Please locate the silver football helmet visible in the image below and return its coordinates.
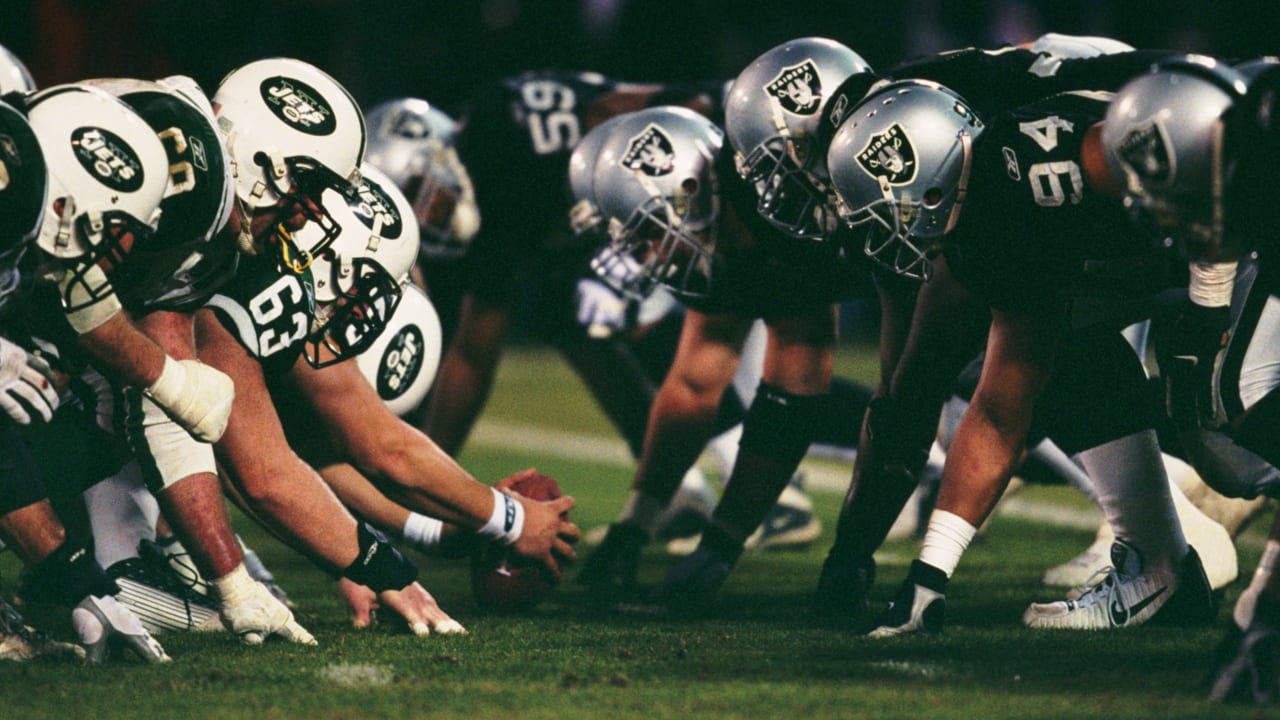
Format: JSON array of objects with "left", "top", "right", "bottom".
[
  {"left": 585, "top": 106, "right": 723, "bottom": 300},
  {"left": 827, "top": 80, "right": 983, "bottom": 280},
  {"left": 0, "top": 44, "right": 36, "bottom": 95},
  {"left": 567, "top": 114, "right": 628, "bottom": 241},
  {"left": 1103, "top": 54, "right": 1249, "bottom": 259},
  {"left": 296, "top": 164, "right": 417, "bottom": 368},
  {"left": 0, "top": 100, "right": 47, "bottom": 304},
  {"left": 213, "top": 58, "right": 365, "bottom": 274},
  {"left": 364, "top": 97, "right": 478, "bottom": 259},
  {"left": 725, "top": 37, "right": 872, "bottom": 241},
  {"left": 26, "top": 84, "right": 169, "bottom": 309}
]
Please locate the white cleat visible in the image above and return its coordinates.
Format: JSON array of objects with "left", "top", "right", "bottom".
[
  {"left": 1042, "top": 522, "right": 1114, "bottom": 589},
  {"left": 1024, "top": 539, "right": 1216, "bottom": 630},
  {"left": 73, "top": 595, "right": 171, "bottom": 664}
]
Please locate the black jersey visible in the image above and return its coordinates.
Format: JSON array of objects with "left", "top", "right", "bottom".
[
  {"left": 683, "top": 150, "right": 871, "bottom": 318},
  {"left": 453, "top": 70, "right": 725, "bottom": 303},
  {"left": 204, "top": 253, "right": 315, "bottom": 377},
  {"left": 819, "top": 47, "right": 1169, "bottom": 149},
  {"left": 944, "top": 92, "right": 1169, "bottom": 324}
]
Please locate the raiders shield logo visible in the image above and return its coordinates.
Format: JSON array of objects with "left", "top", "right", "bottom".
[
  {"left": 260, "top": 77, "right": 337, "bottom": 136},
  {"left": 855, "top": 124, "right": 917, "bottom": 186},
  {"left": 765, "top": 60, "right": 823, "bottom": 116},
  {"left": 1116, "top": 119, "right": 1173, "bottom": 187},
  {"left": 621, "top": 124, "right": 676, "bottom": 177},
  {"left": 71, "top": 127, "right": 145, "bottom": 193}
]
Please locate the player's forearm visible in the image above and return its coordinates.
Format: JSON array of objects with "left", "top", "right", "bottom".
[{"left": 76, "top": 312, "right": 166, "bottom": 387}]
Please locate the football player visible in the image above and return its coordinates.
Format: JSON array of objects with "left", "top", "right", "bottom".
[
  {"left": 0, "top": 92, "right": 170, "bottom": 663},
  {"left": 1102, "top": 56, "right": 1280, "bottom": 704},
  {"left": 723, "top": 36, "right": 1238, "bottom": 625},
  {"left": 825, "top": 75, "right": 1216, "bottom": 635},
  {"left": 570, "top": 102, "right": 873, "bottom": 611},
  {"left": 193, "top": 60, "right": 578, "bottom": 633}
]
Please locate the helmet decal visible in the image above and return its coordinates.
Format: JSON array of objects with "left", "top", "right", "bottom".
[
  {"left": 765, "top": 60, "right": 823, "bottom": 116},
  {"left": 855, "top": 123, "right": 917, "bottom": 186},
  {"left": 351, "top": 174, "right": 404, "bottom": 240},
  {"left": 1115, "top": 118, "right": 1175, "bottom": 188},
  {"left": 374, "top": 324, "right": 424, "bottom": 401},
  {"left": 622, "top": 124, "right": 676, "bottom": 177},
  {"left": 259, "top": 76, "right": 336, "bottom": 136},
  {"left": 71, "top": 127, "right": 144, "bottom": 192}
]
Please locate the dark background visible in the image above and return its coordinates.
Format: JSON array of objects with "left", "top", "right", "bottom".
[{"left": 2, "top": 0, "right": 1276, "bottom": 117}]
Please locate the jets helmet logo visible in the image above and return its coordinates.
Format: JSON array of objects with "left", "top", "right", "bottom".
[
  {"left": 260, "top": 77, "right": 337, "bottom": 136},
  {"left": 71, "top": 127, "right": 144, "bottom": 192},
  {"left": 855, "top": 124, "right": 917, "bottom": 186},
  {"left": 765, "top": 60, "right": 823, "bottom": 116},
  {"left": 350, "top": 175, "right": 404, "bottom": 240},
  {"left": 621, "top": 124, "right": 676, "bottom": 177},
  {"left": 377, "top": 325, "right": 424, "bottom": 399},
  {"left": 1116, "top": 119, "right": 1173, "bottom": 187}
]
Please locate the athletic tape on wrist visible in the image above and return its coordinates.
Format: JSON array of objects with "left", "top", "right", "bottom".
[
  {"left": 478, "top": 487, "right": 525, "bottom": 545},
  {"left": 342, "top": 522, "right": 419, "bottom": 593},
  {"left": 1189, "top": 260, "right": 1238, "bottom": 307}
]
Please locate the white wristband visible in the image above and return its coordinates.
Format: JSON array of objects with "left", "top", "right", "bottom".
[
  {"left": 1188, "top": 260, "right": 1237, "bottom": 307},
  {"left": 402, "top": 512, "right": 444, "bottom": 550},
  {"left": 478, "top": 488, "right": 524, "bottom": 545}
]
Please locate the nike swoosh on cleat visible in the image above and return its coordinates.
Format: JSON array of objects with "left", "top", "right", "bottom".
[{"left": 1109, "top": 586, "right": 1167, "bottom": 627}]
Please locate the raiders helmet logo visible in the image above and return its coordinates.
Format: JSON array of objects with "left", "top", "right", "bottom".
[
  {"left": 377, "top": 324, "right": 424, "bottom": 399},
  {"left": 350, "top": 175, "right": 404, "bottom": 240},
  {"left": 855, "top": 124, "right": 917, "bottom": 186},
  {"left": 71, "top": 127, "right": 145, "bottom": 193},
  {"left": 765, "top": 60, "right": 823, "bottom": 116},
  {"left": 387, "top": 108, "right": 432, "bottom": 140},
  {"left": 260, "top": 77, "right": 337, "bottom": 136},
  {"left": 1115, "top": 119, "right": 1174, "bottom": 187},
  {"left": 621, "top": 124, "right": 676, "bottom": 177}
]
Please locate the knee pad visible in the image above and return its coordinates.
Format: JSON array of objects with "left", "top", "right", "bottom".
[
  {"left": 121, "top": 389, "right": 217, "bottom": 493},
  {"left": 737, "top": 382, "right": 827, "bottom": 470},
  {"left": 865, "top": 395, "right": 932, "bottom": 475}
]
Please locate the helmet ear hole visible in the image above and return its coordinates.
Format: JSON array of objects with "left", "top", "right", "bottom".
[
  {"left": 923, "top": 188, "right": 943, "bottom": 207},
  {"left": 681, "top": 177, "right": 699, "bottom": 196}
]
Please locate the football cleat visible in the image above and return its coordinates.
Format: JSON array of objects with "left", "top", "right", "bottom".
[
  {"left": 653, "top": 468, "right": 716, "bottom": 544},
  {"left": 576, "top": 522, "right": 648, "bottom": 598},
  {"left": 811, "top": 551, "right": 876, "bottom": 623},
  {"left": 624, "top": 547, "right": 733, "bottom": 617},
  {"left": 743, "top": 475, "right": 823, "bottom": 552},
  {"left": 1023, "top": 539, "right": 1216, "bottom": 630},
  {"left": 107, "top": 550, "right": 225, "bottom": 634},
  {"left": 867, "top": 560, "right": 948, "bottom": 638},
  {"left": 72, "top": 595, "right": 171, "bottom": 664},
  {"left": 0, "top": 597, "right": 85, "bottom": 663},
  {"left": 152, "top": 536, "right": 211, "bottom": 596},
  {"left": 1209, "top": 601, "right": 1280, "bottom": 705}
]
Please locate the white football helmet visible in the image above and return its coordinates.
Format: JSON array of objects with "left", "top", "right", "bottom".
[
  {"left": 827, "top": 80, "right": 983, "bottom": 280},
  {"left": 364, "top": 97, "right": 478, "bottom": 259},
  {"left": 297, "top": 164, "right": 417, "bottom": 368},
  {"left": 26, "top": 84, "right": 169, "bottom": 309},
  {"left": 213, "top": 58, "right": 365, "bottom": 273},
  {"left": 0, "top": 100, "right": 47, "bottom": 303},
  {"left": 355, "top": 283, "right": 442, "bottom": 416},
  {"left": 1102, "top": 55, "right": 1249, "bottom": 259},
  {"left": 726, "top": 37, "right": 872, "bottom": 241},
  {"left": 586, "top": 106, "right": 723, "bottom": 300},
  {"left": 0, "top": 44, "right": 36, "bottom": 95}
]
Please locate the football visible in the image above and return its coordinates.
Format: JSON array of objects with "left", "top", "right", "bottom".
[{"left": 470, "top": 471, "right": 565, "bottom": 612}]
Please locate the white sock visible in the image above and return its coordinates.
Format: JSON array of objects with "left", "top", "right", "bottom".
[
  {"left": 403, "top": 512, "right": 444, "bottom": 551},
  {"left": 918, "top": 510, "right": 978, "bottom": 578},
  {"left": 619, "top": 492, "right": 663, "bottom": 535},
  {"left": 84, "top": 462, "right": 161, "bottom": 569},
  {"left": 1076, "top": 430, "right": 1187, "bottom": 576}
]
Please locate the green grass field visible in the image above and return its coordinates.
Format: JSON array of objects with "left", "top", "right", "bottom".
[{"left": 0, "top": 345, "right": 1271, "bottom": 719}]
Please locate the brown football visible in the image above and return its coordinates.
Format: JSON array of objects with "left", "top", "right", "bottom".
[{"left": 470, "top": 471, "right": 564, "bottom": 612}]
